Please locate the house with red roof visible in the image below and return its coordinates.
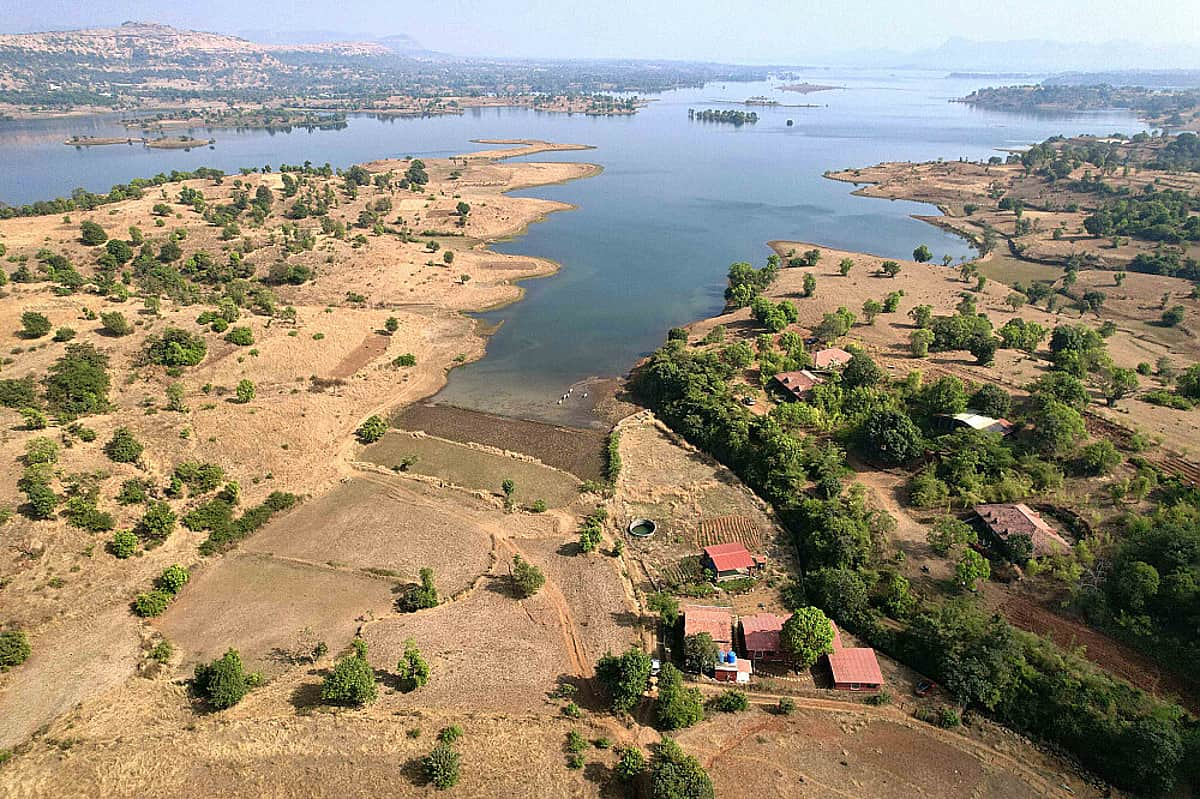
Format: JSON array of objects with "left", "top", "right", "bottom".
[
  {"left": 772, "top": 369, "right": 823, "bottom": 401},
  {"left": 974, "top": 503, "right": 1072, "bottom": 557},
  {"left": 812, "top": 347, "right": 852, "bottom": 369},
  {"left": 740, "top": 613, "right": 788, "bottom": 660},
  {"left": 701, "top": 542, "right": 764, "bottom": 581},
  {"left": 682, "top": 605, "right": 734, "bottom": 653},
  {"left": 826, "top": 619, "right": 883, "bottom": 691}
]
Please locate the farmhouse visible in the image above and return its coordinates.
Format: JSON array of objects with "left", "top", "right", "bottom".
[
  {"left": 740, "top": 612, "right": 788, "bottom": 661},
  {"left": 826, "top": 619, "right": 883, "bottom": 691},
  {"left": 812, "top": 347, "right": 852, "bottom": 369},
  {"left": 974, "top": 502, "right": 1072, "bottom": 557},
  {"left": 772, "top": 369, "right": 823, "bottom": 400},
  {"left": 949, "top": 412, "right": 1014, "bottom": 436},
  {"left": 701, "top": 542, "right": 764, "bottom": 581},
  {"left": 683, "top": 604, "right": 734, "bottom": 652}
]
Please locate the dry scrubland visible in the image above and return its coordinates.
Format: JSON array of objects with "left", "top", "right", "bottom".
[{"left": 0, "top": 140, "right": 658, "bottom": 796}]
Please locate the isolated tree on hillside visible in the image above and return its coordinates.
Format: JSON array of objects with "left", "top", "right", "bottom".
[
  {"left": 510, "top": 554, "right": 545, "bottom": 598},
  {"left": 322, "top": 638, "right": 377, "bottom": 706},
  {"left": 396, "top": 638, "right": 430, "bottom": 692},
  {"left": 956, "top": 549, "right": 991, "bottom": 590},
  {"left": 595, "top": 647, "right": 652, "bottom": 714},
  {"left": 912, "top": 244, "right": 932, "bottom": 263}
]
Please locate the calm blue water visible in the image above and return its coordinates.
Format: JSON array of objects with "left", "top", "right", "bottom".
[{"left": 0, "top": 71, "right": 1141, "bottom": 426}]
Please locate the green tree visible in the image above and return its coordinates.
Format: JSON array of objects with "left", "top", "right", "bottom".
[
  {"left": 1103, "top": 367, "right": 1138, "bottom": 406},
  {"left": 194, "top": 648, "right": 259, "bottom": 709},
  {"left": 909, "top": 304, "right": 933, "bottom": 328},
  {"left": 1028, "top": 400, "right": 1086, "bottom": 457},
  {"left": 970, "top": 383, "right": 1011, "bottom": 418},
  {"left": 422, "top": 742, "right": 460, "bottom": 790},
  {"left": 649, "top": 738, "right": 715, "bottom": 799},
  {"left": 0, "top": 630, "right": 31, "bottom": 672},
  {"left": 235, "top": 379, "right": 255, "bottom": 404},
  {"left": 655, "top": 662, "right": 704, "bottom": 730},
  {"left": 132, "top": 589, "right": 172, "bottom": 617},
  {"left": 144, "top": 328, "right": 206, "bottom": 367},
  {"left": 913, "top": 244, "right": 933, "bottom": 262},
  {"left": 927, "top": 517, "right": 977, "bottom": 556},
  {"left": 802, "top": 272, "right": 817, "bottom": 297},
  {"left": 106, "top": 238, "right": 133, "bottom": 263},
  {"left": 396, "top": 638, "right": 430, "bottom": 692},
  {"left": 647, "top": 591, "right": 680, "bottom": 628},
  {"left": 104, "top": 427, "right": 144, "bottom": 463},
  {"left": 80, "top": 220, "right": 108, "bottom": 246},
  {"left": 322, "top": 638, "right": 377, "bottom": 706},
  {"left": 862, "top": 299, "right": 882, "bottom": 324},
  {"left": 780, "top": 607, "right": 835, "bottom": 668},
  {"left": 399, "top": 567, "right": 439, "bottom": 611},
  {"left": 615, "top": 746, "right": 646, "bottom": 781},
  {"left": 955, "top": 549, "right": 991, "bottom": 590},
  {"left": 100, "top": 310, "right": 133, "bottom": 336},
  {"left": 909, "top": 328, "right": 934, "bottom": 357},
  {"left": 838, "top": 257, "right": 854, "bottom": 276},
  {"left": 842, "top": 351, "right": 883, "bottom": 388},
  {"left": 510, "top": 554, "right": 545, "bottom": 597},
  {"left": 109, "top": 529, "right": 138, "bottom": 558},
  {"left": 20, "top": 311, "right": 51, "bottom": 338},
  {"left": 135, "top": 501, "right": 176, "bottom": 544},
  {"left": 1077, "top": 439, "right": 1121, "bottom": 475},
  {"left": 683, "top": 632, "right": 718, "bottom": 673},
  {"left": 384, "top": 317, "right": 399, "bottom": 334},
  {"left": 861, "top": 409, "right": 923, "bottom": 465},
  {"left": 156, "top": 564, "right": 190, "bottom": 594},
  {"left": 355, "top": 415, "right": 388, "bottom": 444},
  {"left": 879, "top": 260, "right": 901, "bottom": 277},
  {"left": 595, "top": 647, "right": 652, "bottom": 714},
  {"left": 45, "top": 342, "right": 111, "bottom": 416}
]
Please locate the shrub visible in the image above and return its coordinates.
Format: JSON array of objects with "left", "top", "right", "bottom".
[
  {"left": 422, "top": 743, "right": 461, "bottom": 790},
  {"left": 135, "top": 501, "right": 176, "bottom": 544},
  {"left": 144, "top": 328, "right": 207, "bottom": 367},
  {"left": 511, "top": 554, "right": 545, "bottom": 598},
  {"left": 53, "top": 327, "right": 75, "bottom": 342},
  {"left": 175, "top": 460, "right": 225, "bottom": 494},
  {"left": 194, "top": 648, "right": 258, "bottom": 709},
  {"left": 0, "top": 631, "right": 31, "bottom": 672},
  {"left": 116, "top": 479, "right": 150, "bottom": 505},
  {"left": 393, "top": 353, "right": 416, "bottom": 367},
  {"left": 384, "top": 317, "right": 399, "bottom": 334},
  {"left": 109, "top": 529, "right": 138, "bottom": 558},
  {"left": 709, "top": 689, "right": 750, "bottom": 713},
  {"left": 398, "top": 567, "right": 439, "bottom": 612},
  {"left": 156, "top": 564, "right": 190, "bottom": 595},
  {"left": 0, "top": 377, "right": 38, "bottom": 409},
  {"left": 235, "top": 379, "right": 255, "bottom": 404},
  {"left": 100, "top": 311, "right": 133, "bottom": 336},
  {"left": 396, "top": 638, "right": 430, "bottom": 692},
  {"left": 79, "top": 221, "right": 108, "bottom": 246},
  {"left": 321, "top": 639, "right": 377, "bottom": 706},
  {"left": 437, "top": 725, "right": 463, "bottom": 744},
  {"left": 355, "top": 415, "right": 388, "bottom": 444},
  {"left": 224, "top": 326, "right": 253, "bottom": 346},
  {"left": 615, "top": 746, "right": 646, "bottom": 781},
  {"left": 104, "top": 427, "right": 144, "bottom": 463},
  {"left": 24, "top": 437, "right": 58, "bottom": 465},
  {"left": 20, "top": 311, "right": 51, "bottom": 338},
  {"left": 20, "top": 408, "right": 47, "bottom": 430},
  {"left": 24, "top": 482, "right": 58, "bottom": 520},
  {"left": 64, "top": 495, "right": 115, "bottom": 532},
  {"left": 565, "top": 730, "right": 587, "bottom": 753},
  {"left": 649, "top": 738, "right": 714, "bottom": 799},
  {"left": 132, "top": 589, "right": 172, "bottom": 617},
  {"left": 776, "top": 697, "right": 796, "bottom": 716}
]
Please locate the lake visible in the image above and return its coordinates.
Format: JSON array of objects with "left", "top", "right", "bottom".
[{"left": 0, "top": 70, "right": 1141, "bottom": 426}]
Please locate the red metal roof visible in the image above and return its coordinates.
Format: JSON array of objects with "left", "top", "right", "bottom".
[
  {"left": 683, "top": 605, "right": 733, "bottom": 646},
  {"left": 828, "top": 647, "right": 884, "bottom": 686},
  {"left": 703, "top": 542, "right": 756, "bottom": 573},
  {"left": 812, "top": 347, "right": 852, "bottom": 368},
  {"left": 741, "top": 613, "right": 787, "bottom": 653}
]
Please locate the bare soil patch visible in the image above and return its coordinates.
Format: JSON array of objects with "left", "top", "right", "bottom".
[
  {"left": 361, "top": 432, "right": 581, "bottom": 508},
  {"left": 156, "top": 552, "right": 395, "bottom": 674},
  {"left": 393, "top": 402, "right": 608, "bottom": 480},
  {"left": 329, "top": 332, "right": 391, "bottom": 378},
  {"left": 244, "top": 477, "right": 494, "bottom": 593}
]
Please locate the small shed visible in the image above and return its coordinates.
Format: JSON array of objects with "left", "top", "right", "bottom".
[
  {"left": 827, "top": 647, "right": 884, "bottom": 692},
  {"left": 713, "top": 650, "right": 752, "bottom": 684},
  {"left": 949, "top": 412, "right": 1014, "bottom": 436},
  {"left": 701, "top": 542, "right": 761, "bottom": 581}
]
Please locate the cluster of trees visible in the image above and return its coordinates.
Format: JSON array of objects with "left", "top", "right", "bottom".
[
  {"left": 1083, "top": 188, "right": 1200, "bottom": 244},
  {"left": 688, "top": 108, "right": 758, "bottom": 125},
  {"left": 0, "top": 167, "right": 226, "bottom": 219},
  {"left": 724, "top": 257, "right": 779, "bottom": 307}
]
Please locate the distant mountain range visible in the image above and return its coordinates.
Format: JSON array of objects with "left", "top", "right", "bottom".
[
  {"left": 235, "top": 28, "right": 441, "bottom": 58},
  {"left": 896, "top": 37, "right": 1200, "bottom": 74}
]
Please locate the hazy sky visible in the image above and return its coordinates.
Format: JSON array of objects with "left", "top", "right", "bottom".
[{"left": 2, "top": 0, "right": 1198, "bottom": 61}]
